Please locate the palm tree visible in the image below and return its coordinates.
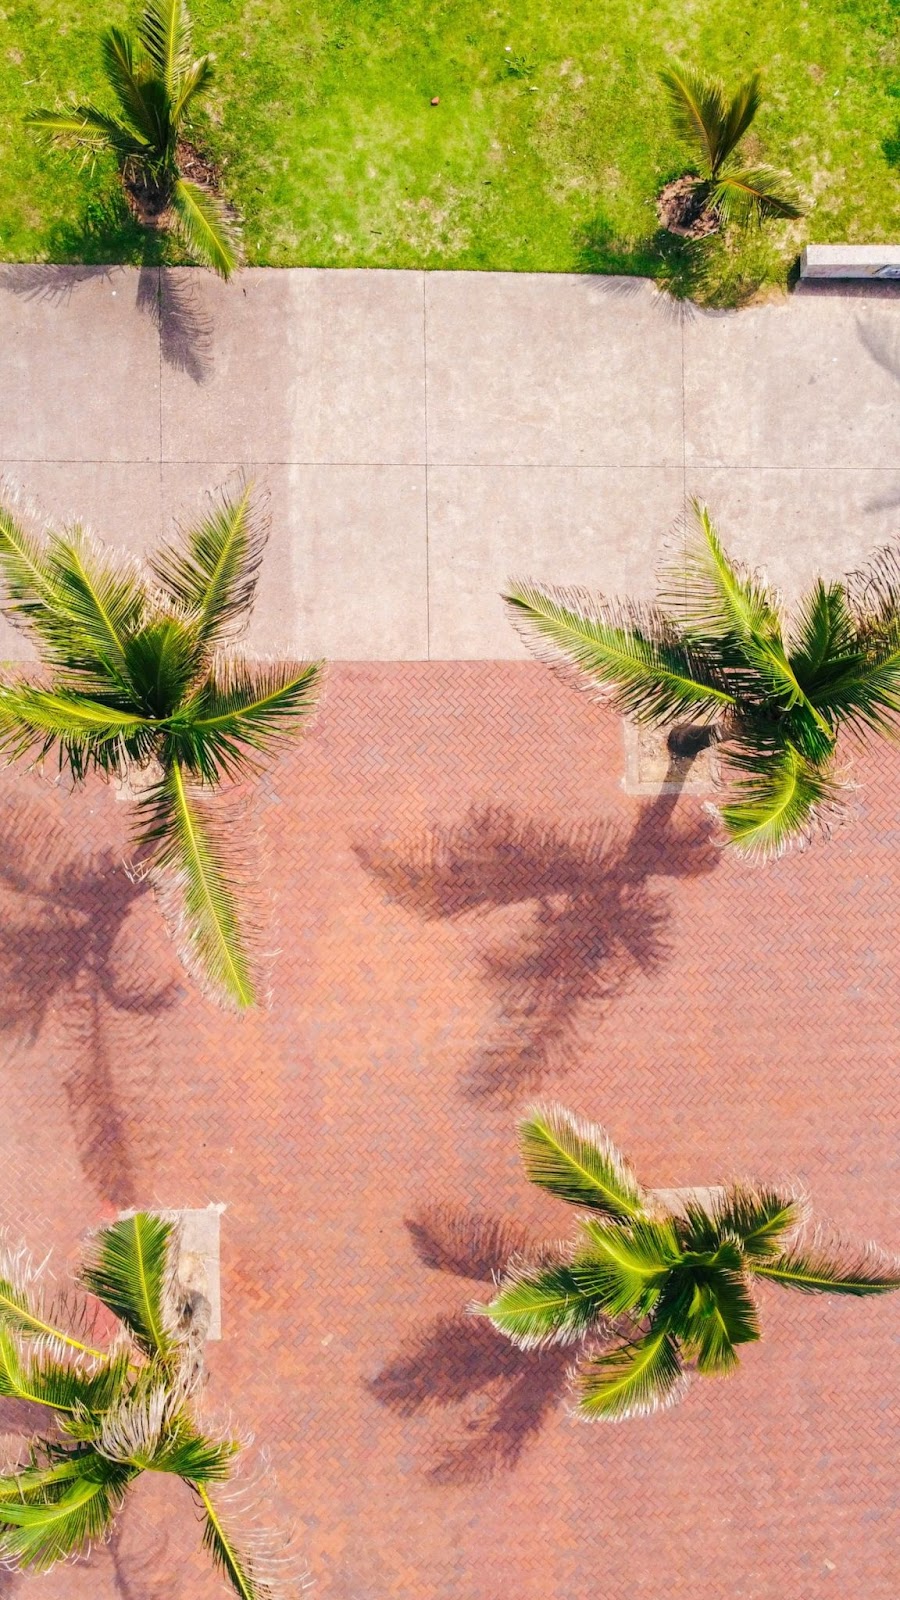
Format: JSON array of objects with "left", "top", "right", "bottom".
[
  {"left": 0, "top": 1212, "right": 295, "bottom": 1596},
  {"left": 505, "top": 500, "right": 900, "bottom": 858},
  {"left": 0, "top": 482, "right": 322, "bottom": 1007},
  {"left": 658, "top": 61, "right": 803, "bottom": 233},
  {"left": 26, "top": 0, "right": 241, "bottom": 278},
  {"left": 480, "top": 1104, "right": 900, "bottom": 1422}
]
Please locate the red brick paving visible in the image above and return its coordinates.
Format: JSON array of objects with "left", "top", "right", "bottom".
[{"left": 0, "top": 662, "right": 897, "bottom": 1599}]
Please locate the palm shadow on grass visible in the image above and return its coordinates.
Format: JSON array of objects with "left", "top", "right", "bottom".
[
  {"left": 369, "top": 1203, "right": 571, "bottom": 1485},
  {"left": 0, "top": 794, "right": 181, "bottom": 1206},
  {"left": 356, "top": 778, "right": 718, "bottom": 1104},
  {"left": 0, "top": 193, "right": 213, "bottom": 384},
  {"left": 575, "top": 205, "right": 778, "bottom": 311}
]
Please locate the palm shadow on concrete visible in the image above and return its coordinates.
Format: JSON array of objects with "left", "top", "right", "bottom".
[
  {"left": 369, "top": 1203, "right": 570, "bottom": 1486},
  {"left": 357, "top": 776, "right": 718, "bottom": 1103},
  {"left": 0, "top": 795, "right": 181, "bottom": 1206},
  {"left": 0, "top": 238, "right": 213, "bottom": 385}
]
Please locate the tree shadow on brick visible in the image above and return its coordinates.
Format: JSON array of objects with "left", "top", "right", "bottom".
[
  {"left": 356, "top": 780, "right": 719, "bottom": 1102},
  {"left": 369, "top": 1203, "right": 570, "bottom": 1485},
  {"left": 0, "top": 797, "right": 180, "bottom": 1206},
  {"left": 0, "top": 250, "right": 213, "bottom": 384}
]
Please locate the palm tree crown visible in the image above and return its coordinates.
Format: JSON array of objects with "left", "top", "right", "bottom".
[
  {"left": 0, "top": 482, "right": 322, "bottom": 1008},
  {"left": 660, "top": 61, "right": 803, "bottom": 226},
  {"left": 26, "top": 0, "right": 240, "bottom": 277},
  {"left": 0, "top": 1212, "right": 294, "bottom": 1597},
  {"left": 505, "top": 501, "right": 900, "bottom": 858},
  {"left": 481, "top": 1104, "right": 900, "bottom": 1422}
]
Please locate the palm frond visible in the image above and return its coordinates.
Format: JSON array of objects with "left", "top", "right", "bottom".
[
  {"left": 169, "top": 177, "right": 241, "bottom": 279},
  {"left": 479, "top": 1262, "right": 604, "bottom": 1349},
  {"left": 708, "top": 1184, "right": 807, "bottom": 1258},
  {"left": 812, "top": 642, "right": 900, "bottom": 741},
  {"left": 136, "top": 763, "right": 256, "bottom": 1008},
  {"left": 664, "top": 502, "right": 782, "bottom": 650},
  {"left": 195, "top": 1481, "right": 280, "bottom": 1600},
  {"left": 44, "top": 527, "right": 146, "bottom": 679},
  {"left": 519, "top": 1104, "right": 646, "bottom": 1219},
  {"left": 848, "top": 544, "right": 900, "bottom": 635},
  {"left": 659, "top": 61, "right": 730, "bottom": 176},
  {"left": 0, "top": 1455, "right": 132, "bottom": 1571},
  {"left": 788, "top": 580, "right": 857, "bottom": 688},
  {"left": 138, "top": 0, "right": 194, "bottom": 94},
  {"left": 751, "top": 1228, "right": 900, "bottom": 1296},
  {"left": 720, "top": 72, "right": 762, "bottom": 162},
  {"left": 81, "top": 1213, "right": 181, "bottom": 1357},
  {"left": 0, "top": 498, "right": 60, "bottom": 636},
  {"left": 710, "top": 167, "right": 804, "bottom": 226},
  {"left": 171, "top": 54, "right": 215, "bottom": 121},
  {"left": 718, "top": 739, "right": 844, "bottom": 860},
  {"left": 0, "top": 1234, "right": 106, "bottom": 1361},
  {"left": 24, "top": 104, "right": 145, "bottom": 158},
  {"left": 0, "top": 683, "right": 156, "bottom": 779},
  {"left": 573, "top": 1327, "right": 686, "bottom": 1421},
  {"left": 173, "top": 658, "right": 322, "bottom": 781},
  {"left": 505, "top": 581, "right": 733, "bottom": 724},
  {"left": 0, "top": 1329, "right": 128, "bottom": 1416},
  {"left": 572, "top": 1217, "right": 679, "bottom": 1317},
  {"left": 149, "top": 1419, "right": 238, "bottom": 1482},
  {"left": 677, "top": 1262, "right": 760, "bottom": 1373},
  {"left": 150, "top": 485, "right": 266, "bottom": 644},
  {"left": 121, "top": 617, "right": 203, "bottom": 719},
  {"left": 100, "top": 26, "right": 167, "bottom": 149}
]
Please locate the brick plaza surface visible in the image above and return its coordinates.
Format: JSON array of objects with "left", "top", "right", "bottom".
[{"left": 0, "top": 662, "right": 897, "bottom": 1599}]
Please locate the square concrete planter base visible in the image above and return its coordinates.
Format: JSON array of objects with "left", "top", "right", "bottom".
[{"left": 622, "top": 719, "right": 719, "bottom": 796}]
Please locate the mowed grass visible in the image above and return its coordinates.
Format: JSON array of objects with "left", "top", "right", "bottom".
[{"left": 2, "top": 0, "right": 900, "bottom": 287}]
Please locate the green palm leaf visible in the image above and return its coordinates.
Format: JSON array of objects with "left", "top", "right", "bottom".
[
  {"left": 574, "top": 1327, "right": 686, "bottom": 1421},
  {"left": 44, "top": 528, "right": 146, "bottom": 678},
  {"left": 121, "top": 617, "right": 202, "bottom": 718},
  {"left": 659, "top": 61, "right": 731, "bottom": 176},
  {"left": 0, "top": 1329, "right": 128, "bottom": 1415},
  {"left": 718, "top": 738, "right": 843, "bottom": 859},
  {"left": 0, "top": 501, "right": 62, "bottom": 635},
  {"left": 150, "top": 1421, "right": 238, "bottom": 1482},
  {"left": 100, "top": 26, "right": 165, "bottom": 146},
  {"left": 171, "top": 54, "right": 215, "bottom": 120},
  {"left": 480, "top": 1262, "right": 603, "bottom": 1348},
  {"left": 0, "top": 684, "right": 156, "bottom": 778},
  {"left": 710, "top": 167, "right": 804, "bottom": 226},
  {"left": 504, "top": 581, "right": 733, "bottom": 724},
  {"left": 169, "top": 177, "right": 241, "bottom": 279},
  {"left": 677, "top": 1259, "right": 760, "bottom": 1373},
  {"left": 708, "top": 1184, "right": 807, "bottom": 1258},
  {"left": 24, "top": 104, "right": 145, "bottom": 157},
  {"left": 174, "top": 659, "right": 323, "bottom": 781},
  {"left": 0, "top": 1245, "right": 106, "bottom": 1361},
  {"left": 0, "top": 1455, "right": 132, "bottom": 1571},
  {"left": 81, "top": 1213, "right": 180, "bottom": 1357},
  {"left": 788, "top": 580, "right": 857, "bottom": 687},
  {"left": 150, "top": 485, "right": 265, "bottom": 643},
  {"left": 195, "top": 1483, "right": 274, "bottom": 1600},
  {"left": 572, "top": 1217, "right": 680, "bottom": 1317},
  {"left": 519, "top": 1104, "right": 647, "bottom": 1219},
  {"left": 138, "top": 0, "right": 194, "bottom": 93},
  {"left": 719, "top": 72, "right": 763, "bottom": 164},
  {"left": 136, "top": 763, "right": 255, "bottom": 1007},
  {"left": 751, "top": 1232, "right": 900, "bottom": 1296}
]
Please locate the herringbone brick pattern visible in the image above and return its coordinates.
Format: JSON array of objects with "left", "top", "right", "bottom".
[{"left": 0, "top": 663, "right": 897, "bottom": 1599}]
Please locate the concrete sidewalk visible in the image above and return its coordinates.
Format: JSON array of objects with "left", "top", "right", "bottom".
[{"left": 2, "top": 265, "right": 900, "bottom": 660}]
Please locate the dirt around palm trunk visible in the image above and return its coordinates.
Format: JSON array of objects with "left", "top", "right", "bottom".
[
  {"left": 123, "top": 141, "right": 222, "bottom": 227},
  {"left": 657, "top": 176, "right": 719, "bottom": 239}
]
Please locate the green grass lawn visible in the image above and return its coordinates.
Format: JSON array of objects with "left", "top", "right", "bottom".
[{"left": 2, "top": 0, "right": 900, "bottom": 290}]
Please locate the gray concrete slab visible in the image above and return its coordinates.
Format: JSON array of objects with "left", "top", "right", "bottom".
[
  {"left": 685, "top": 467, "right": 900, "bottom": 602},
  {"left": 684, "top": 296, "right": 900, "bottom": 469},
  {"left": 425, "top": 273, "right": 684, "bottom": 467},
  {"left": 0, "top": 266, "right": 160, "bottom": 463},
  {"left": 0, "top": 462, "right": 162, "bottom": 661},
  {"left": 426, "top": 466, "right": 684, "bottom": 658},
  {"left": 161, "top": 464, "right": 428, "bottom": 660},
  {"left": 159, "top": 268, "right": 426, "bottom": 466},
  {"left": 2, "top": 266, "right": 900, "bottom": 659}
]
